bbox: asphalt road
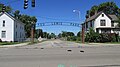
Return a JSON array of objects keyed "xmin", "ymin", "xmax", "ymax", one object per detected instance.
[{"xmin": 0, "ymin": 40, "xmax": 120, "ymax": 67}]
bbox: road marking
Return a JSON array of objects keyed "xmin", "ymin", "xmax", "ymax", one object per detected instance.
[{"xmin": 51, "ymin": 41, "xmax": 54, "ymax": 47}]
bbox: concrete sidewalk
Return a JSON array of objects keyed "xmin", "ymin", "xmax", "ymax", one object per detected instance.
[{"xmin": 0, "ymin": 42, "xmax": 29, "ymax": 48}]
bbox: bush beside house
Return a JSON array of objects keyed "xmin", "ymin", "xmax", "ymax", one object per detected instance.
[
  {"xmin": 85, "ymin": 28, "xmax": 120, "ymax": 43},
  {"xmin": 0, "ymin": 39, "xmax": 2, "ymax": 42}
]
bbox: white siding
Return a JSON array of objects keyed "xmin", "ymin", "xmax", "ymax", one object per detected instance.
[
  {"xmin": 14, "ymin": 20, "xmax": 25, "ymax": 42},
  {"xmin": 0, "ymin": 13, "xmax": 25, "ymax": 42},
  {"xmin": 84, "ymin": 12, "xmax": 120, "ymax": 36},
  {"xmin": 94, "ymin": 13, "xmax": 111, "ymax": 32},
  {"xmin": 0, "ymin": 14, "xmax": 14, "ymax": 41}
]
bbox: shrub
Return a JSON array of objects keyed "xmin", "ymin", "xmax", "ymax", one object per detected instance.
[
  {"xmin": 67, "ymin": 36, "xmax": 77, "ymax": 41},
  {"xmin": 99, "ymin": 33, "xmax": 110, "ymax": 42},
  {"xmin": 85, "ymin": 28, "xmax": 119, "ymax": 43},
  {"xmin": 118, "ymin": 36, "xmax": 120, "ymax": 42},
  {"xmin": 0, "ymin": 39, "xmax": 2, "ymax": 42},
  {"xmin": 85, "ymin": 28, "xmax": 100, "ymax": 42},
  {"xmin": 76, "ymin": 37, "xmax": 81, "ymax": 41}
]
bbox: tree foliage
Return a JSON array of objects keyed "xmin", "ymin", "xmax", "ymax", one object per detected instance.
[
  {"xmin": 58, "ymin": 33, "xmax": 62, "ymax": 38},
  {"xmin": 43, "ymin": 32, "xmax": 48, "ymax": 38},
  {"xmin": 77, "ymin": 31, "xmax": 81, "ymax": 37},
  {"xmin": 50, "ymin": 33, "xmax": 56, "ymax": 38},
  {"xmin": 58, "ymin": 31, "xmax": 81, "ymax": 41},
  {"xmin": 13, "ymin": 10, "xmax": 37, "ymax": 38},
  {"xmin": 0, "ymin": 4, "xmax": 12, "ymax": 13},
  {"xmin": 35, "ymin": 29, "xmax": 43, "ymax": 38},
  {"xmin": 117, "ymin": 18, "xmax": 120, "ymax": 27},
  {"xmin": 86, "ymin": 2, "xmax": 120, "ymax": 17},
  {"xmin": 85, "ymin": 28, "xmax": 100, "ymax": 42}
]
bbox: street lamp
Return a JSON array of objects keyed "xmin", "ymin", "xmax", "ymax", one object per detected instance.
[
  {"xmin": 73, "ymin": 10, "xmax": 84, "ymax": 43},
  {"xmin": 73, "ymin": 10, "xmax": 81, "ymax": 20}
]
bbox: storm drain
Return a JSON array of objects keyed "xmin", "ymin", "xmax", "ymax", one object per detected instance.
[
  {"xmin": 67, "ymin": 49, "xmax": 72, "ymax": 52},
  {"xmin": 80, "ymin": 50, "xmax": 84, "ymax": 53}
]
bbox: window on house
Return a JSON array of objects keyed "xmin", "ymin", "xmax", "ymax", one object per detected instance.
[
  {"xmin": 86, "ymin": 22, "xmax": 88, "ymax": 28},
  {"xmin": 3, "ymin": 20, "xmax": 5, "ymax": 27},
  {"xmin": 96, "ymin": 29, "xmax": 99, "ymax": 33},
  {"xmin": 20, "ymin": 32, "xmax": 21, "ymax": 38},
  {"xmin": 16, "ymin": 24, "xmax": 17, "ymax": 28},
  {"xmin": 101, "ymin": 29, "xmax": 111, "ymax": 33},
  {"xmin": 1, "ymin": 31, "xmax": 6, "ymax": 38},
  {"xmin": 111, "ymin": 21, "xmax": 114, "ymax": 27},
  {"xmin": 16, "ymin": 32, "xmax": 17, "ymax": 38},
  {"xmin": 90, "ymin": 22, "xmax": 92, "ymax": 27},
  {"xmin": 102, "ymin": 14, "xmax": 104, "ymax": 17},
  {"xmin": 100, "ymin": 20, "xmax": 106, "ymax": 26}
]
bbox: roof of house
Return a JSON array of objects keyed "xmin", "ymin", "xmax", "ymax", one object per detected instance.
[
  {"xmin": 85, "ymin": 11, "xmax": 119, "ymax": 22},
  {"xmin": 109, "ymin": 15, "xmax": 119, "ymax": 21},
  {"xmin": 0, "ymin": 12, "xmax": 25, "ymax": 25}
]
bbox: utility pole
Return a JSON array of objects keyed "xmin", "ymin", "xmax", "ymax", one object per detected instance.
[
  {"xmin": 24, "ymin": 0, "xmax": 36, "ymax": 43},
  {"xmin": 31, "ymin": 22, "xmax": 35, "ymax": 43},
  {"xmin": 82, "ymin": 24, "xmax": 85, "ymax": 43}
]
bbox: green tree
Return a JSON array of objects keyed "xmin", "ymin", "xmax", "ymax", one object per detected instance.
[
  {"xmin": 0, "ymin": 4, "xmax": 12, "ymax": 13},
  {"xmin": 90, "ymin": 5, "xmax": 98, "ymax": 16},
  {"xmin": 58, "ymin": 33, "xmax": 62, "ymax": 38},
  {"xmin": 13, "ymin": 10, "xmax": 21, "ymax": 19},
  {"xmin": 87, "ymin": 2, "xmax": 120, "ymax": 17},
  {"xmin": 13, "ymin": 10, "xmax": 37, "ymax": 38},
  {"xmin": 61, "ymin": 31, "xmax": 67, "ymax": 37},
  {"xmin": 85, "ymin": 28, "xmax": 100, "ymax": 42},
  {"xmin": 35, "ymin": 29, "xmax": 43, "ymax": 38},
  {"xmin": 50, "ymin": 33, "xmax": 56, "ymax": 38},
  {"xmin": 77, "ymin": 31, "xmax": 81, "ymax": 37},
  {"xmin": 117, "ymin": 18, "xmax": 120, "ymax": 27},
  {"xmin": 67, "ymin": 32, "xmax": 75, "ymax": 37},
  {"xmin": 18, "ymin": 15, "xmax": 37, "ymax": 38},
  {"xmin": 43, "ymin": 32, "xmax": 48, "ymax": 38}
]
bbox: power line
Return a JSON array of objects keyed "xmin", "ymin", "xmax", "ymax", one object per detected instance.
[
  {"xmin": 36, "ymin": 16, "xmax": 80, "ymax": 21},
  {"xmin": 12, "ymin": 9, "xmax": 80, "ymax": 21},
  {"xmin": 11, "ymin": 10, "xmax": 80, "ymax": 22}
]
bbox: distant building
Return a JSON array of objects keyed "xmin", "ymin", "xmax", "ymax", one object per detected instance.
[
  {"xmin": 82, "ymin": 11, "xmax": 120, "ymax": 36},
  {"xmin": 0, "ymin": 12, "xmax": 26, "ymax": 42}
]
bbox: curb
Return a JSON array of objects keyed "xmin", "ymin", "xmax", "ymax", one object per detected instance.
[{"xmin": 77, "ymin": 43, "xmax": 120, "ymax": 47}]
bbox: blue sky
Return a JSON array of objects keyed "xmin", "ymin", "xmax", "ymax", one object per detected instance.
[{"xmin": 1, "ymin": 0, "xmax": 120, "ymax": 35}]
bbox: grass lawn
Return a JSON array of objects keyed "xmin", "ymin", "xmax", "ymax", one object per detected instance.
[
  {"xmin": 68, "ymin": 40, "xmax": 120, "ymax": 44},
  {"xmin": 28, "ymin": 40, "xmax": 47, "ymax": 45},
  {"xmin": 0, "ymin": 42, "xmax": 21, "ymax": 45},
  {"xmin": 104, "ymin": 42, "xmax": 120, "ymax": 44},
  {"xmin": 67, "ymin": 40, "xmax": 82, "ymax": 43}
]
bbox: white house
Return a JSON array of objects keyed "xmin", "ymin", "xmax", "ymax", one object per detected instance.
[
  {"xmin": 82, "ymin": 11, "xmax": 120, "ymax": 36},
  {"xmin": 0, "ymin": 12, "xmax": 26, "ymax": 42}
]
